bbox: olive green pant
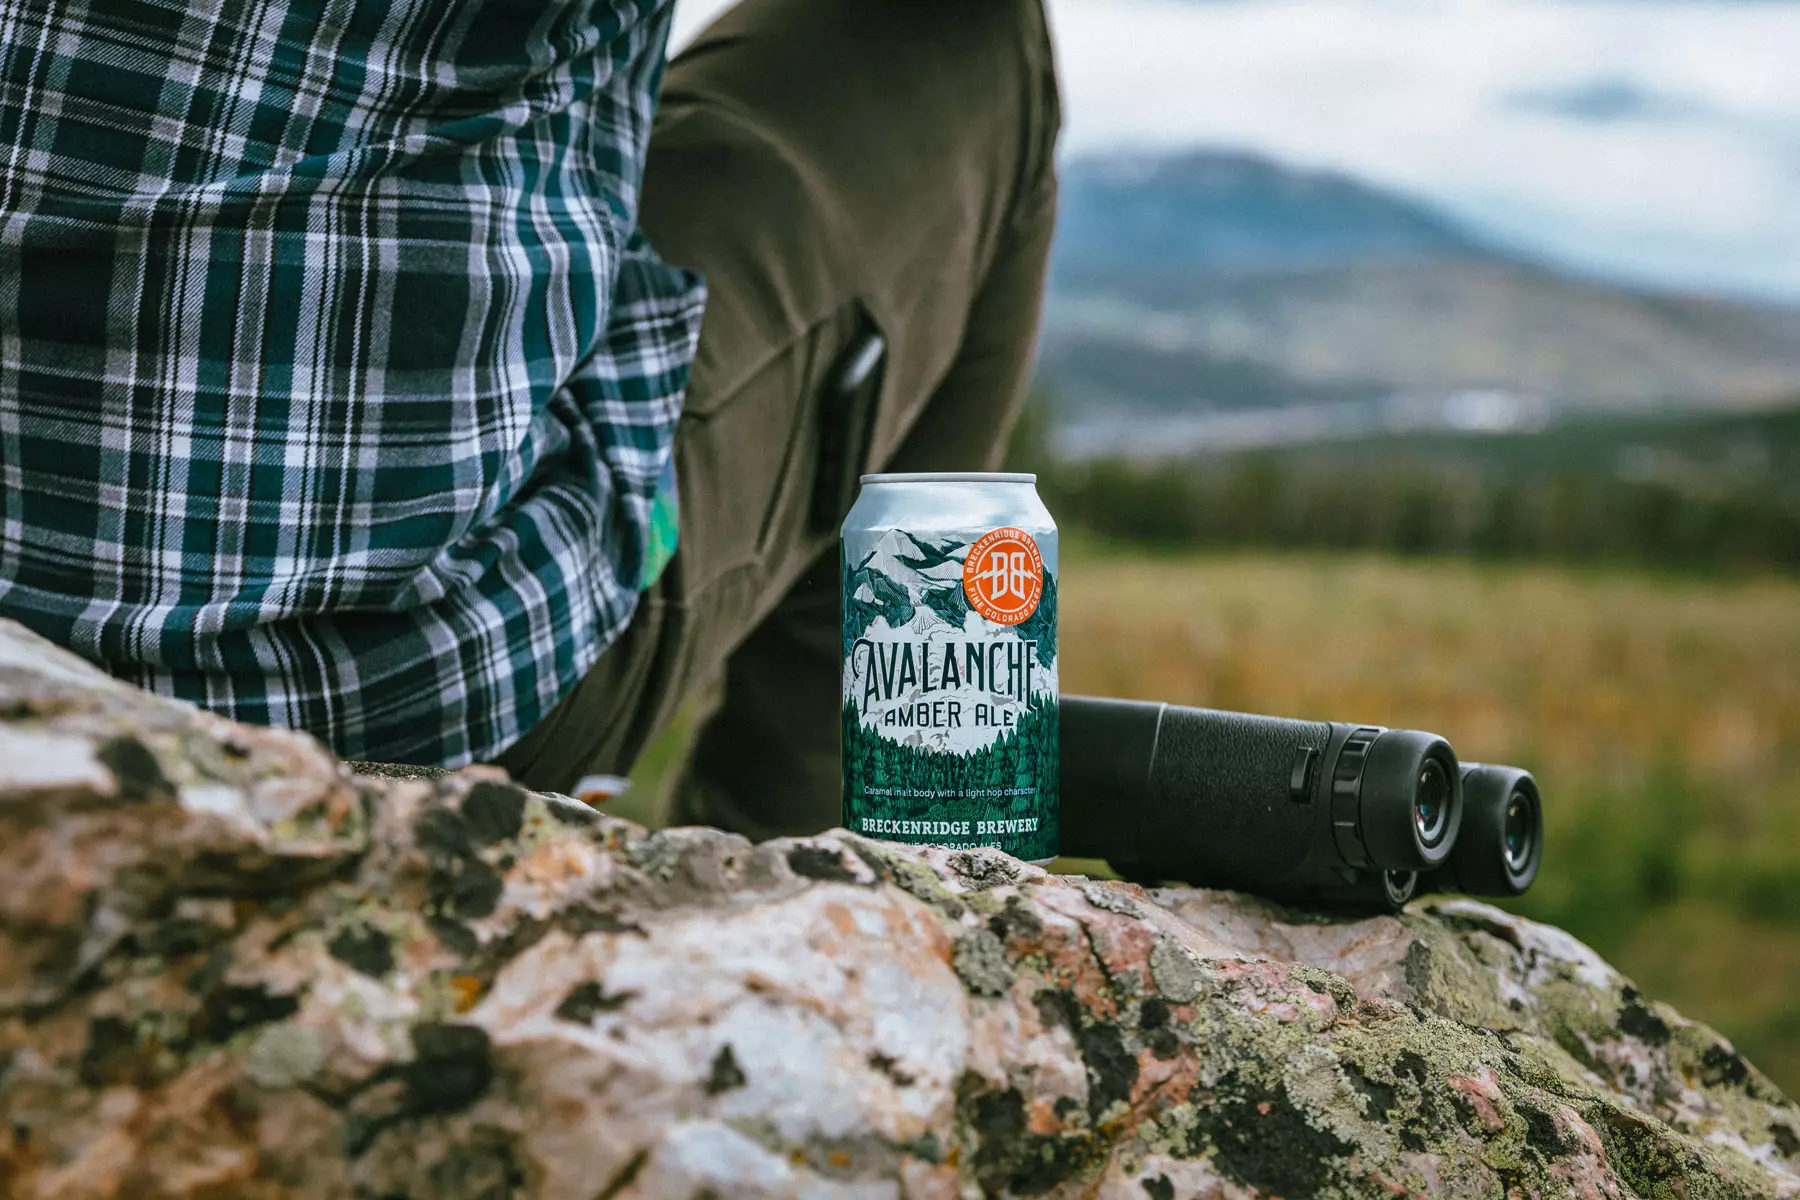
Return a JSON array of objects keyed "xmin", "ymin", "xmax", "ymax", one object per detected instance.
[{"xmin": 495, "ymin": 0, "xmax": 1062, "ymax": 840}]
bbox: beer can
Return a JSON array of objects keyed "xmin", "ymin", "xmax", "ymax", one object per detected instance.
[{"xmin": 840, "ymin": 472, "xmax": 1059, "ymax": 863}]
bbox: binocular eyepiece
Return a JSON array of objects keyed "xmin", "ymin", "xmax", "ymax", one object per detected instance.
[
  {"xmin": 1059, "ymin": 697, "xmax": 1544, "ymax": 913},
  {"xmin": 1423, "ymin": 762, "xmax": 1542, "ymax": 897}
]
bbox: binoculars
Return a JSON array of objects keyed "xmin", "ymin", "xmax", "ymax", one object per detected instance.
[{"xmin": 1060, "ymin": 696, "xmax": 1543, "ymax": 912}]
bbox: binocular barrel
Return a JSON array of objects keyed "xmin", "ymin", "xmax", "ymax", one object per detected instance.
[
  {"xmin": 1285, "ymin": 765, "xmax": 1544, "ymax": 909},
  {"xmin": 1059, "ymin": 697, "xmax": 1542, "ymax": 911},
  {"xmin": 1422, "ymin": 763, "xmax": 1542, "ymax": 898}
]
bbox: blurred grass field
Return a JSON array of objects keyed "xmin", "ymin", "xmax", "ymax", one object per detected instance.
[
  {"xmin": 623, "ymin": 539, "xmax": 1800, "ymax": 1094},
  {"xmin": 1053, "ymin": 539, "xmax": 1800, "ymax": 1095}
]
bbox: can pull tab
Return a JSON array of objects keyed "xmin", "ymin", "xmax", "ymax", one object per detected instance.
[{"xmin": 1289, "ymin": 746, "xmax": 1319, "ymax": 804}]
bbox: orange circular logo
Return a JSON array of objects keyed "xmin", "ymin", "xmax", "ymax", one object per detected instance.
[{"xmin": 963, "ymin": 527, "xmax": 1043, "ymax": 626}]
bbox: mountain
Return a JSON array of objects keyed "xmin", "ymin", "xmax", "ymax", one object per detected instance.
[
  {"xmin": 1053, "ymin": 150, "xmax": 1490, "ymax": 285},
  {"xmin": 1039, "ymin": 150, "xmax": 1800, "ymax": 457},
  {"xmin": 841, "ymin": 528, "xmax": 1057, "ymax": 759},
  {"xmin": 842, "ymin": 529, "xmax": 1057, "ymax": 668},
  {"xmin": 842, "ymin": 531, "xmax": 970, "ymax": 649}
]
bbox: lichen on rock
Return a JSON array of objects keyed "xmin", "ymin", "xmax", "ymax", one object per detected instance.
[{"xmin": 0, "ymin": 616, "xmax": 1796, "ymax": 1198}]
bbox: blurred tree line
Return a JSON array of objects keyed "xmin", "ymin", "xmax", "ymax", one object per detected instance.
[{"xmin": 1008, "ymin": 394, "xmax": 1800, "ymax": 574}]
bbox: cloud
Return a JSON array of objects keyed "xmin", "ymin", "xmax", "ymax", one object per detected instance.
[
  {"xmin": 670, "ymin": 0, "xmax": 733, "ymax": 49},
  {"xmin": 671, "ymin": 0, "xmax": 1800, "ymax": 303},
  {"xmin": 1504, "ymin": 79, "xmax": 1709, "ymax": 124},
  {"xmin": 1047, "ymin": 0, "xmax": 1800, "ymax": 302}
]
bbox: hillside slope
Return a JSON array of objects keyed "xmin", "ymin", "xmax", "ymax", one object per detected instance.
[{"xmin": 1041, "ymin": 152, "xmax": 1800, "ymax": 437}]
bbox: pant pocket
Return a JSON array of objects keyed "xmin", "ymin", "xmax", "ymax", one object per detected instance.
[{"xmin": 672, "ymin": 304, "xmax": 866, "ymax": 594}]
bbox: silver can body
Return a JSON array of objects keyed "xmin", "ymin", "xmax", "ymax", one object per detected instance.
[{"xmin": 839, "ymin": 472, "xmax": 1059, "ymax": 863}]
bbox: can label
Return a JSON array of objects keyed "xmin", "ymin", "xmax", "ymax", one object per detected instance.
[{"xmin": 841, "ymin": 523, "xmax": 1058, "ymax": 861}]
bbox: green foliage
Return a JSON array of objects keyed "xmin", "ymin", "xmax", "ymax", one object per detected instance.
[
  {"xmin": 1009, "ymin": 398, "xmax": 1800, "ymax": 575},
  {"xmin": 1500, "ymin": 763, "xmax": 1800, "ymax": 1096},
  {"xmin": 842, "ymin": 696, "xmax": 1060, "ymax": 862}
]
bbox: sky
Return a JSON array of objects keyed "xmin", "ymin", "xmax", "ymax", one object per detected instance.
[{"xmin": 670, "ymin": 0, "xmax": 1800, "ymax": 307}]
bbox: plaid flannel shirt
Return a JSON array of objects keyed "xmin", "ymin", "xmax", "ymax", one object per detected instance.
[{"xmin": 0, "ymin": 0, "xmax": 705, "ymax": 767}]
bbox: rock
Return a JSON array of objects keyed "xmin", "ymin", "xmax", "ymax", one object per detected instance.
[{"xmin": 0, "ymin": 616, "xmax": 1796, "ymax": 1199}]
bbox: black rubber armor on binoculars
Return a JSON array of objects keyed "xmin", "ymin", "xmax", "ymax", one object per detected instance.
[{"xmin": 1059, "ymin": 696, "xmax": 1543, "ymax": 913}]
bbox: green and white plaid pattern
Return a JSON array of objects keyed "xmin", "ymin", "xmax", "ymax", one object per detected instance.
[{"xmin": 0, "ymin": 0, "xmax": 704, "ymax": 767}]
